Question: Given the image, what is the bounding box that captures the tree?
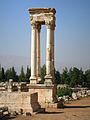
[69,67,80,87]
[26,66,31,82]
[61,67,69,84]
[40,64,46,83]
[55,70,61,84]
[19,66,26,82]
[5,67,18,82]
[5,69,12,81]
[0,67,5,82]
[0,64,1,71]
[78,68,85,86]
[0,65,2,81]
[85,69,90,88]
[11,67,18,82]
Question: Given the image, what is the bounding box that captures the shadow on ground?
[64,105,90,108]
[37,111,64,114]
[0,115,16,120]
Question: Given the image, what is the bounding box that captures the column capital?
[46,21,55,30]
[31,22,41,31]
[31,22,36,29]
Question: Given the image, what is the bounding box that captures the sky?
[0,0,90,73]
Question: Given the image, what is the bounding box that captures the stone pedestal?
[29,84,57,107]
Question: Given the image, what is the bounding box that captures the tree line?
[55,67,90,88]
[0,65,31,83]
[0,64,90,88]
[40,65,90,88]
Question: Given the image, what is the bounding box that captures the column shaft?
[45,25,53,84]
[51,29,55,83]
[46,28,52,75]
[30,24,37,83]
[36,25,41,82]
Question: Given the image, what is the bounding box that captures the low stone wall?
[0,91,40,114]
[0,80,58,112]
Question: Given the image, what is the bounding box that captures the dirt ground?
[1,97,90,120]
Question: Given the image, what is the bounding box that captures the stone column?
[36,24,41,82]
[51,25,55,83]
[30,23,37,84]
[45,23,53,84]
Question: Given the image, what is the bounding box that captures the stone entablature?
[29,8,56,14]
[29,8,56,29]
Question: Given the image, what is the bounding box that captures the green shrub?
[57,87,72,97]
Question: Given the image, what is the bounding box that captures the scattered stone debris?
[26,112,32,116]
[0,107,9,116]
[72,92,77,100]
[10,111,18,117]
[57,87,90,108]
[57,98,64,108]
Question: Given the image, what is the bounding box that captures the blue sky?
[0,0,90,72]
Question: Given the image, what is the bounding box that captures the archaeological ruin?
[0,8,57,115]
[29,8,56,84]
[28,8,57,106]
[0,8,90,116]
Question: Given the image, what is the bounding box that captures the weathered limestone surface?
[0,91,40,114]
[30,23,37,84]
[29,8,56,25]
[29,84,57,107]
[44,24,53,84]
[36,24,41,82]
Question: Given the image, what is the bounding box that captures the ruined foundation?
[0,85,40,114]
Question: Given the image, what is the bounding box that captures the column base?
[30,76,37,84]
[44,75,53,84]
[37,77,41,83]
